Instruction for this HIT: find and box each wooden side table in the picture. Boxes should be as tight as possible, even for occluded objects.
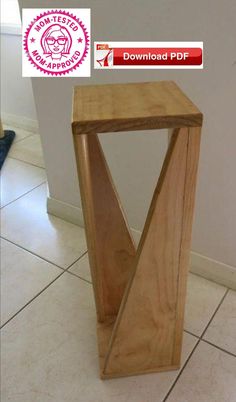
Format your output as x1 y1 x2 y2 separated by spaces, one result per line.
72 81 203 379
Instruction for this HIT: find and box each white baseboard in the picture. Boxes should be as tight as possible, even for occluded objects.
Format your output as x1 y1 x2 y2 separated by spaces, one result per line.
47 196 84 227
190 252 236 290
47 196 236 290
1 23 21 36
1 112 38 133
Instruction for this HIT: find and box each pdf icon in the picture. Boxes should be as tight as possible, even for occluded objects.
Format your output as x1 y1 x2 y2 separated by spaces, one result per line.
22 9 90 77
96 44 113 67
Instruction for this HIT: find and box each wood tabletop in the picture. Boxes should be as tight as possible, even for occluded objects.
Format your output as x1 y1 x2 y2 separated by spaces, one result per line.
72 81 202 134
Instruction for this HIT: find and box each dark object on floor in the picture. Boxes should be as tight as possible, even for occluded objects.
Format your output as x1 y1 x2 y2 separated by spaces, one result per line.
0 130 16 169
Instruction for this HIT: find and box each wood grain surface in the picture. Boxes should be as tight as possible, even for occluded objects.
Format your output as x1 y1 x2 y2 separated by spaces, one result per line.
73 133 136 322
172 127 202 365
72 81 203 134
102 128 189 378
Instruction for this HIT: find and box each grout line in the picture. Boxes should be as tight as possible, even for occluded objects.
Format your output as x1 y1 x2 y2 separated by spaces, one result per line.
64 250 88 271
0 270 65 330
3 128 36 144
7 156 45 170
163 287 231 401
7 156 44 170
200 288 229 338
183 328 199 339
0 251 90 329
13 133 36 143
1 237 88 276
184 322 236 356
162 338 201 402
0 236 65 271
201 338 236 358
0 245 89 329
66 269 92 285
64 251 92 284
0 181 47 210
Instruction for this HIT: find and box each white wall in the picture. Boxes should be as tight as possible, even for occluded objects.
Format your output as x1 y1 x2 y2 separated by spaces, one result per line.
18 0 236 270
1 32 37 122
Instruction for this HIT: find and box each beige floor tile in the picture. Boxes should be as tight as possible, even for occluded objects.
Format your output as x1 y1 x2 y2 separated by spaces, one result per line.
203 290 236 355
167 341 236 402
3 125 36 142
1 158 46 207
9 134 45 168
1 184 87 268
0 239 61 326
69 253 91 282
185 273 227 336
1 272 197 402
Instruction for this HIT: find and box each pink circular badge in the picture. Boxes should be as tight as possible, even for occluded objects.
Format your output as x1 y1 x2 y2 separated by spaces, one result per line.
23 10 89 76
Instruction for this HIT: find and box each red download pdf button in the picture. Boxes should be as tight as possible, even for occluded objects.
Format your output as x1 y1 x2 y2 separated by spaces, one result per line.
113 48 202 66
94 42 203 69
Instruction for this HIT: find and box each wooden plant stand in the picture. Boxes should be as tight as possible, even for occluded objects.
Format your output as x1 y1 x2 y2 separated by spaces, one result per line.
72 81 203 379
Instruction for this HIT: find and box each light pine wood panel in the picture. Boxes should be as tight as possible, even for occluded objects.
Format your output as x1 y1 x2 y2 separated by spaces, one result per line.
73 133 136 322
172 127 202 365
97 316 116 373
73 81 203 134
102 129 189 378
97 300 180 379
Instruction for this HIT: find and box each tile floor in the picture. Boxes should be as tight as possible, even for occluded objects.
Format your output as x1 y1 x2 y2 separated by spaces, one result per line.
1 125 236 402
